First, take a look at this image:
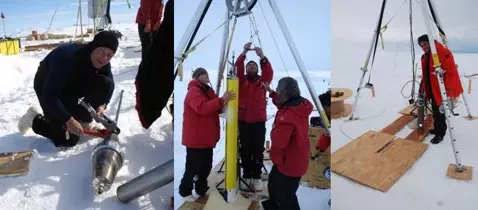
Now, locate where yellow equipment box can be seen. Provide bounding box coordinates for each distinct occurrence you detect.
[0,38,21,55]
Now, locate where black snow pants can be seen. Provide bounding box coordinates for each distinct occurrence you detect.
[138,24,153,60]
[179,147,213,197]
[32,73,114,147]
[262,165,302,210]
[239,121,266,179]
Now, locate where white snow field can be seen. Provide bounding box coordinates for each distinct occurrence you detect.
[331,46,478,210]
[173,69,331,210]
[0,23,173,210]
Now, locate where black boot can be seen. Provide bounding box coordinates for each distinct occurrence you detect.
[430,136,444,144]
[429,129,436,135]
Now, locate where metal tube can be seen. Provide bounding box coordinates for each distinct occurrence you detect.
[428,0,473,118]
[420,0,463,172]
[216,10,230,94]
[92,134,124,194]
[174,0,211,71]
[267,0,330,134]
[115,90,124,123]
[117,159,174,203]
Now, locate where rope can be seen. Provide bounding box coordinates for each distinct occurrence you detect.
[175,18,231,81]
[339,107,388,140]
[378,0,408,49]
[257,0,289,77]
[45,4,60,35]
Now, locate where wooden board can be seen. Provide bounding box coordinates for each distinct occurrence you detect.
[399,104,417,116]
[178,184,260,210]
[208,159,269,198]
[0,151,33,176]
[332,131,428,192]
[380,115,415,135]
[331,88,353,102]
[405,115,433,142]
[301,159,330,189]
[446,164,473,181]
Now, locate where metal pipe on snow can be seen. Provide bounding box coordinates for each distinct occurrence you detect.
[117,159,174,203]
[267,0,330,133]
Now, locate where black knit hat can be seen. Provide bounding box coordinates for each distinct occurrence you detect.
[90,31,120,53]
[276,77,300,103]
[417,34,429,44]
[192,67,208,79]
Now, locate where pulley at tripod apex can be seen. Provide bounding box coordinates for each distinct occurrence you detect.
[225,0,258,17]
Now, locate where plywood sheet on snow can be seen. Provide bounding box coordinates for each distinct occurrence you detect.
[380,115,415,135]
[301,159,330,189]
[332,131,428,192]
[399,104,417,116]
[405,115,433,142]
[446,164,473,181]
[0,151,33,176]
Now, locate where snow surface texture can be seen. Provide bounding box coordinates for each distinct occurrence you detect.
[0,24,173,210]
[173,68,331,209]
[331,46,478,210]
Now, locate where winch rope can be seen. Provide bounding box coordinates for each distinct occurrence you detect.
[175,18,232,81]
[257,0,289,77]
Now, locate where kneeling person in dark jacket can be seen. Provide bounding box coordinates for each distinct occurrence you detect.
[262,77,313,210]
[18,31,120,147]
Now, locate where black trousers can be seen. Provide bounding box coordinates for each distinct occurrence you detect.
[431,95,447,137]
[239,121,266,179]
[32,74,114,147]
[138,24,153,60]
[179,147,213,197]
[262,166,301,210]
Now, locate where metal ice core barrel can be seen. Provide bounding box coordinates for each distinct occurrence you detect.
[92,134,124,195]
[116,159,174,203]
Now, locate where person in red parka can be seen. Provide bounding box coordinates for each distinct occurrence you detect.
[136,0,164,60]
[179,68,235,201]
[262,77,313,210]
[235,42,274,191]
[418,34,463,144]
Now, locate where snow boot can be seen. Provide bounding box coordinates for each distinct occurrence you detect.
[18,107,41,135]
[430,136,444,144]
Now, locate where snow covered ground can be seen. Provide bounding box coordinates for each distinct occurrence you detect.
[331,46,478,210]
[173,68,331,209]
[0,23,173,210]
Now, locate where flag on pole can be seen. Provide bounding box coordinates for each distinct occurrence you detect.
[1,12,4,19]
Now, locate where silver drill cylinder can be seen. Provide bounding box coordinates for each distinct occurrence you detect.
[116,159,174,203]
[92,134,124,195]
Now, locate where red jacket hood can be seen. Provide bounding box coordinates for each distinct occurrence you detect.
[188,79,202,89]
[283,97,314,117]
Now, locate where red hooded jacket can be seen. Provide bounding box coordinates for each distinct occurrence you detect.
[420,41,463,105]
[136,0,164,27]
[269,91,313,177]
[235,53,274,123]
[182,80,225,149]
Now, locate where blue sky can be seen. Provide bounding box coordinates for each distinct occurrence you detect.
[0,0,139,36]
[174,0,331,73]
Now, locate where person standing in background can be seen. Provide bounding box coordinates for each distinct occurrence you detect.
[136,0,164,60]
